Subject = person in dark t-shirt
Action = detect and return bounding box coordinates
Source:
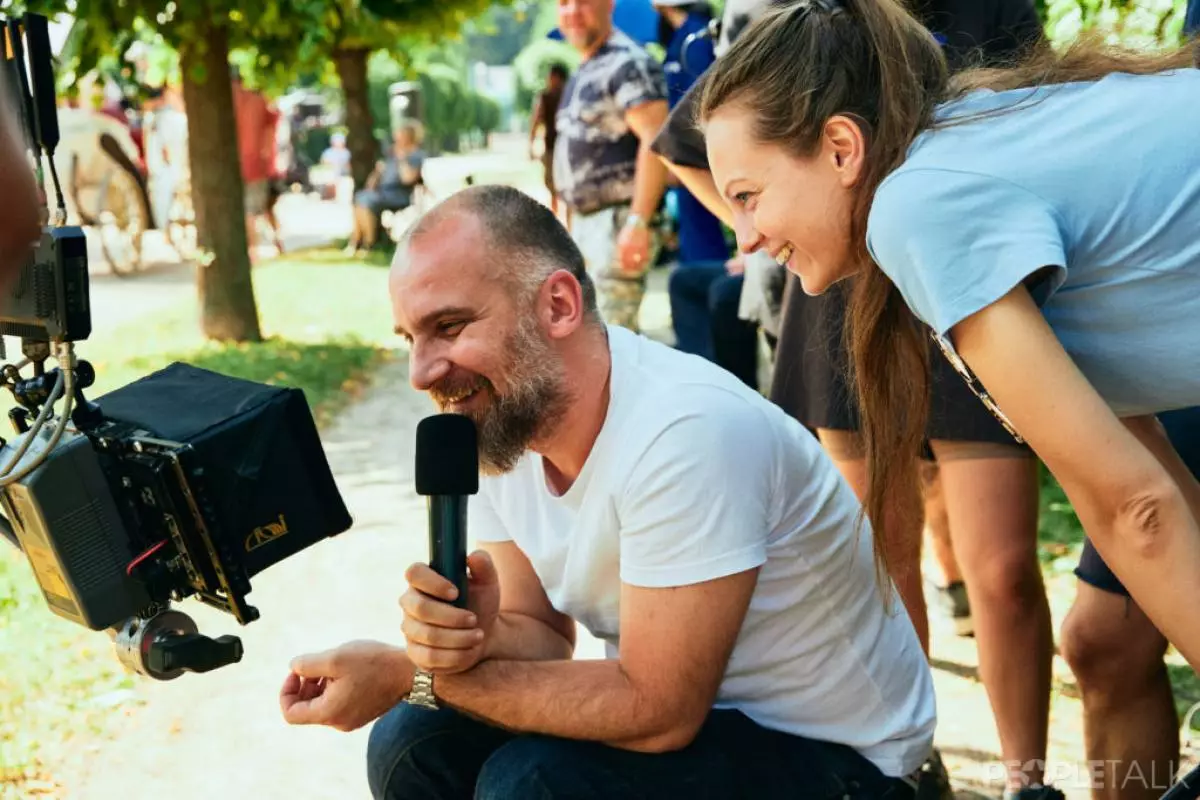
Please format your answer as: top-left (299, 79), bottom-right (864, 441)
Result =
top-left (529, 63), bottom-right (570, 221)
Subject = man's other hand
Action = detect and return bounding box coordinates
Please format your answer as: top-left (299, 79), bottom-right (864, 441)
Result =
top-left (279, 640), bottom-right (410, 731)
top-left (400, 550), bottom-right (500, 674)
top-left (617, 222), bottom-right (652, 275)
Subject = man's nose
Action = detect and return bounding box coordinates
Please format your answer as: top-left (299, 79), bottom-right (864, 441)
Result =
top-left (408, 341), bottom-right (450, 393)
top-left (734, 213), bottom-right (765, 255)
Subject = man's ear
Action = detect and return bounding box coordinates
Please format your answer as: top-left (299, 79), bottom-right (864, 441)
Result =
top-left (823, 114), bottom-right (867, 188)
top-left (541, 270), bottom-right (586, 339)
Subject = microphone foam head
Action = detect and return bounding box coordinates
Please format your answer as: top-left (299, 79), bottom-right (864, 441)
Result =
top-left (415, 413), bottom-right (479, 496)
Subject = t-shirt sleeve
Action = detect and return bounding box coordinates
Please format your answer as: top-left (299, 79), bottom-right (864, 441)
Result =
top-left (610, 53), bottom-right (668, 113)
top-left (617, 393), bottom-right (771, 588)
top-left (866, 168), bottom-right (1068, 336)
top-left (470, 487), bottom-right (511, 544)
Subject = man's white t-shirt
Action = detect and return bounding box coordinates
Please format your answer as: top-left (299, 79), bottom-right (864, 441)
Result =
top-left (471, 325), bottom-right (936, 777)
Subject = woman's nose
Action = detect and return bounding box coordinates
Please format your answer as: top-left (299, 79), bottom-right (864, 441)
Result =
top-left (733, 213), bottom-right (765, 255)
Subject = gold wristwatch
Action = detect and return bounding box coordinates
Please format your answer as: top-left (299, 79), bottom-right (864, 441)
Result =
top-left (405, 668), bottom-right (438, 710)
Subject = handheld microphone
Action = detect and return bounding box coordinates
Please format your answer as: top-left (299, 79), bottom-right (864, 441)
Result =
top-left (414, 414), bottom-right (479, 609)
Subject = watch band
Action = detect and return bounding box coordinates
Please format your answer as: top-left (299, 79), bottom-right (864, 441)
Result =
top-left (623, 212), bottom-right (648, 230)
top-left (405, 668), bottom-right (438, 710)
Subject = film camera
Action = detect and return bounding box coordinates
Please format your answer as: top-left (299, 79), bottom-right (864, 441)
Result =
top-left (1, 14), bottom-right (351, 679)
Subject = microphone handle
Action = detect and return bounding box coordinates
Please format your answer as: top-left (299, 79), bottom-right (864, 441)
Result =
top-left (427, 495), bottom-right (469, 609)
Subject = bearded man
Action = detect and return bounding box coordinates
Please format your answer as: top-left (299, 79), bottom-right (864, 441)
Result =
top-left (278, 185), bottom-right (936, 800)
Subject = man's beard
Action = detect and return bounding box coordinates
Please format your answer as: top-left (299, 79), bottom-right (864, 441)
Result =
top-left (566, 27), bottom-right (602, 52)
top-left (430, 315), bottom-right (569, 476)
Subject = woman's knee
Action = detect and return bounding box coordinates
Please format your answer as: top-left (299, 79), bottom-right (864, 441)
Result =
top-left (930, 445), bottom-right (1041, 602)
top-left (1060, 584), bottom-right (1167, 699)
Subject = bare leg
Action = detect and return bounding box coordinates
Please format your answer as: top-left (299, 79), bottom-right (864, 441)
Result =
top-left (347, 205), bottom-right (373, 254)
top-left (246, 215), bottom-right (258, 252)
top-left (921, 461), bottom-right (973, 638)
top-left (361, 207), bottom-right (381, 250)
top-left (930, 442), bottom-right (1049, 793)
top-left (265, 201), bottom-right (283, 253)
top-left (921, 462), bottom-right (961, 584)
top-left (817, 428), bottom-right (930, 655)
top-left (1060, 584), bottom-right (1176, 800)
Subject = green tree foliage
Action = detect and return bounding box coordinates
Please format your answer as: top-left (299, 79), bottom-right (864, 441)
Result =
top-left (18, 1), bottom-right (510, 341)
top-left (24, 0), bottom-right (348, 342)
top-left (1035, 0), bottom-right (1191, 48)
top-left (462, 2), bottom-right (540, 65)
top-left (244, 1), bottom-right (507, 189)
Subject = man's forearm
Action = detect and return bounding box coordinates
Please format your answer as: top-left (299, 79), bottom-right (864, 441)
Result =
top-left (435, 658), bottom-right (688, 752)
top-left (629, 139), bottom-right (668, 221)
top-left (484, 612), bottom-right (574, 662)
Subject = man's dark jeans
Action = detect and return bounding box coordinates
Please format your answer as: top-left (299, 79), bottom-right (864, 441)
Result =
top-left (366, 702), bottom-right (917, 800)
top-left (668, 262), bottom-right (760, 389)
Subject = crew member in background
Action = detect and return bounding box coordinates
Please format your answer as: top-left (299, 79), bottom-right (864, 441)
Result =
top-left (232, 70), bottom-right (282, 260)
top-left (552, 0), bottom-right (671, 332)
top-left (143, 85), bottom-right (189, 233)
top-left (529, 63), bottom-right (570, 224)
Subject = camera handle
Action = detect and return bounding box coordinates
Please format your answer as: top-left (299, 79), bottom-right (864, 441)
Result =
top-left (111, 610), bottom-right (244, 681)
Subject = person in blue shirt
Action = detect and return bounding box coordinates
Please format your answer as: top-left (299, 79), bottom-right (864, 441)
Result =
top-left (656, 0), bottom-right (762, 386)
top-left (1187, 0), bottom-right (1200, 36)
top-left (699, 3), bottom-right (1200, 799)
top-left (655, 0), bottom-right (727, 263)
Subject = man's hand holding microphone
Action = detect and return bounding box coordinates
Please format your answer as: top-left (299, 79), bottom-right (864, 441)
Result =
top-left (400, 551), bottom-right (500, 675)
top-left (280, 413), bottom-right (482, 731)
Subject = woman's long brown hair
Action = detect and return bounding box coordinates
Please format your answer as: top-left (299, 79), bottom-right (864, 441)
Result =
top-left (698, 0), bottom-right (1197, 591)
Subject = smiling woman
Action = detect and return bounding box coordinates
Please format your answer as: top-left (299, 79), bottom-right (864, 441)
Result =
top-left (697, 0), bottom-right (1200, 685)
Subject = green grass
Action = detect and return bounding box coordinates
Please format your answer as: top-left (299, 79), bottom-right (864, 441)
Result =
top-left (84, 252), bottom-right (402, 423)
top-left (1, 250), bottom-right (401, 796)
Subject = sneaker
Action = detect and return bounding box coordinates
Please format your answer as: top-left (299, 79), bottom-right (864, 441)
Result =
top-left (915, 749), bottom-right (954, 800)
top-left (1004, 786), bottom-right (1066, 800)
top-left (937, 581), bottom-right (974, 638)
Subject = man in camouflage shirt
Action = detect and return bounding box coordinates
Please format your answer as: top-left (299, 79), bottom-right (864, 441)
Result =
top-left (552, 0), bottom-right (671, 331)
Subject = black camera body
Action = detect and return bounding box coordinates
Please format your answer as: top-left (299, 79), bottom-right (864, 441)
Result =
top-left (1, 13), bottom-right (353, 680)
top-left (4, 363), bottom-right (353, 632)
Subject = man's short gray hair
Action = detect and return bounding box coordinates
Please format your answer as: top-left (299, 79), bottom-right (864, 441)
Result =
top-left (404, 185), bottom-right (600, 322)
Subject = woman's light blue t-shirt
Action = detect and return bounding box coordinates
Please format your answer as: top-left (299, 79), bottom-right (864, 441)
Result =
top-left (866, 68), bottom-right (1200, 417)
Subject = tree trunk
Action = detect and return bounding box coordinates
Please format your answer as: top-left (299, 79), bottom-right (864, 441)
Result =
top-left (334, 47), bottom-right (378, 192)
top-left (179, 25), bottom-right (263, 343)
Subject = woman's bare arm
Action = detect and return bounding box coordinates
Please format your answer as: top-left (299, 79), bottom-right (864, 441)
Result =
top-left (659, 160), bottom-right (733, 228)
top-left (951, 284), bottom-right (1200, 667)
